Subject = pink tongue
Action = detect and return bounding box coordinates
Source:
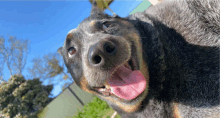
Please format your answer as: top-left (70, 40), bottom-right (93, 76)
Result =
top-left (107, 65), bottom-right (146, 100)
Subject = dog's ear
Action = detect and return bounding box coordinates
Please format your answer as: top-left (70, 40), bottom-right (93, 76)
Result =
top-left (57, 47), bottom-right (63, 56)
top-left (90, 1), bottom-right (104, 16)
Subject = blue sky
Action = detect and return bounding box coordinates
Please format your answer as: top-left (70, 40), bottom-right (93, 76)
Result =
top-left (0, 0), bottom-right (143, 97)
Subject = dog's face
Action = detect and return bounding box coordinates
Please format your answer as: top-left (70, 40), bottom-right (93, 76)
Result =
top-left (58, 3), bottom-right (149, 113)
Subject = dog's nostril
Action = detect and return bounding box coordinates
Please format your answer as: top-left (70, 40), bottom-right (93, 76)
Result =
top-left (89, 41), bottom-right (116, 66)
top-left (93, 55), bottom-right (102, 64)
top-left (104, 42), bottom-right (116, 54)
top-left (105, 45), bottom-right (115, 53)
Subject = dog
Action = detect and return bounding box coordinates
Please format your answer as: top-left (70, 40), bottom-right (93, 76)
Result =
top-left (58, 0), bottom-right (220, 117)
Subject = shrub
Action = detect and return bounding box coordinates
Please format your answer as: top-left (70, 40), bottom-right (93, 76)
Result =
top-left (73, 96), bottom-right (113, 118)
top-left (0, 75), bottom-right (53, 118)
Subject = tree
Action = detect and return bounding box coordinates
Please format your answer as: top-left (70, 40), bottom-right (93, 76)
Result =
top-left (89, 0), bottom-right (115, 16)
top-left (0, 36), bottom-right (5, 82)
top-left (0, 75), bottom-right (53, 118)
top-left (89, 0), bottom-right (114, 10)
top-left (28, 52), bottom-right (73, 89)
top-left (0, 35), bottom-right (30, 81)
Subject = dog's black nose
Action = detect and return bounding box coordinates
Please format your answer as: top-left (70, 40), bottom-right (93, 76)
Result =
top-left (89, 40), bottom-right (117, 66)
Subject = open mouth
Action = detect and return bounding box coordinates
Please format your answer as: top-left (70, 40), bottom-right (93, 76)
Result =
top-left (124, 58), bottom-right (136, 71)
top-left (91, 57), bottom-right (146, 100)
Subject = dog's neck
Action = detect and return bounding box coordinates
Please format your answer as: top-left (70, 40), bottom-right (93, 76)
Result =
top-left (117, 96), bottom-right (176, 118)
top-left (133, 15), bottom-right (219, 108)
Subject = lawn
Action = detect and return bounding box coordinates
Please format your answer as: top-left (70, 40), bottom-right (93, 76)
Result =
top-left (72, 96), bottom-right (121, 118)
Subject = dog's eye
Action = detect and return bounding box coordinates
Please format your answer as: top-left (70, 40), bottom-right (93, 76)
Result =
top-left (102, 21), bottom-right (111, 30)
top-left (68, 47), bottom-right (76, 57)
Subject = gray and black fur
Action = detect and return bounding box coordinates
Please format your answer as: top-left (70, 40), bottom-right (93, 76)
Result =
top-left (58, 0), bottom-right (220, 117)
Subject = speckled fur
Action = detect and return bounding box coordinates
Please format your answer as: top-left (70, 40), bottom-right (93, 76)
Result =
top-left (58, 0), bottom-right (220, 117)
top-left (125, 0), bottom-right (220, 117)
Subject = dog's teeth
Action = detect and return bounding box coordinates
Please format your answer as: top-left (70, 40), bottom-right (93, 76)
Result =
top-left (105, 85), bottom-right (110, 89)
top-left (99, 88), bottom-right (106, 92)
top-left (104, 82), bottom-right (111, 89)
top-left (98, 88), bottom-right (111, 92)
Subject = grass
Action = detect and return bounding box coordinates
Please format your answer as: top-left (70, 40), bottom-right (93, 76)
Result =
top-left (72, 96), bottom-right (121, 118)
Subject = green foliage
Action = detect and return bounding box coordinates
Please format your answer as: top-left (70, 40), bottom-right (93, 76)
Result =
top-left (72, 96), bottom-right (121, 118)
top-left (73, 96), bottom-right (108, 118)
top-left (89, 0), bottom-right (114, 10)
top-left (0, 75), bottom-right (53, 118)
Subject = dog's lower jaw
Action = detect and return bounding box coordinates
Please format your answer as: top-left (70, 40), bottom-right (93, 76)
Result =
top-left (101, 87), bottom-right (149, 113)
top-left (101, 58), bottom-right (150, 113)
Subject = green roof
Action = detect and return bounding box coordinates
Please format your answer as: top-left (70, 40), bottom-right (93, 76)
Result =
top-left (129, 0), bottom-right (152, 15)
